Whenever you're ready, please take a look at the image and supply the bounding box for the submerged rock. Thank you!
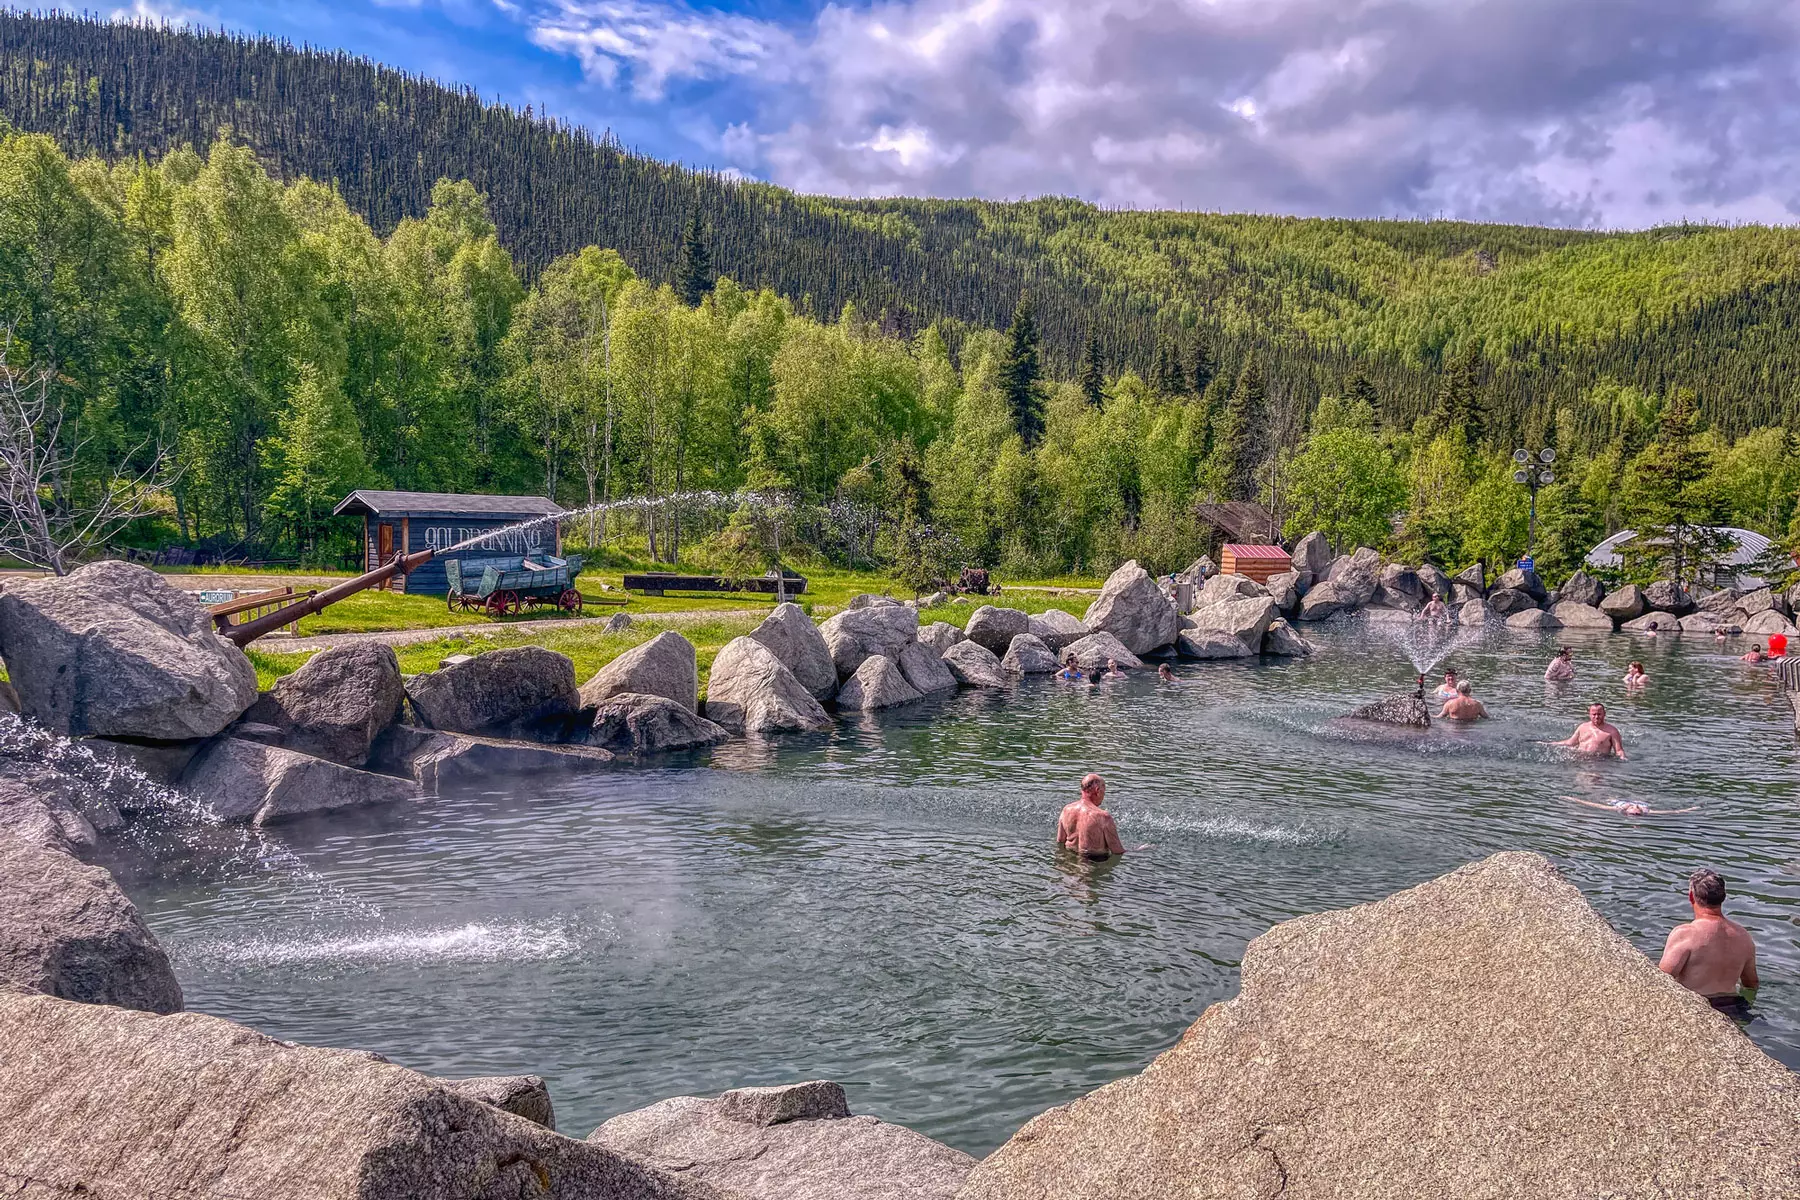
[377,726,615,790]
[1082,561,1179,655]
[405,646,583,740]
[958,852,1800,1200]
[0,829,183,1014]
[749,603,838,700]
[580,631,700,713]
[180,738,421,825]
[0,560,257,740]
[965,606,1029,655]
[1000,633,1060,675]
[1349,694,1431,727]
[592,1080,974,1200]
[836,656,924,711]
[589,694,729,756]
[0,988,717,1200]
[706,638,833,734]
[242,641,404,767]
[940,640,1007,688]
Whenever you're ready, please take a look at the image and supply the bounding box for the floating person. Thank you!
[1419,594,1449,623]
[1659,868,1759,1017]
[1544,646,1575,683]
[1623,661,1648,688]
[1055,773,1127,863]
[1743,644,1767,665]
[1546,703,1626,759]
[1157,663,1178,685]
[1434,679,1488,722]
[1564,795,1695,817]
[1432,669,1461,701]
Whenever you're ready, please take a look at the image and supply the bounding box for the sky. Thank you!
[93,0,1800,228]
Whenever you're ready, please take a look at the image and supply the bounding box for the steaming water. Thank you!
[107,624,1800,1155]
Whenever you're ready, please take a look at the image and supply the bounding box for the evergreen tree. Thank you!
[1346,373,1380,417]
[1186,335,1216,396]
[1212,360,1267,502]
[676,211,711,308]
[1077,333,1105,409]
[1622,391,1731,586]
[999,293,1044,445]
[1153,339,1186,397]
[1428,348,1486,443]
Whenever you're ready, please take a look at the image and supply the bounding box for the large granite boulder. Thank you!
[1026,609,1086,652]
[1742,610,1799,637]
[1261,619,1314,656]
[836,656,923,712]
[958,853,1800,1200]
[1643,580,1696,616]
[965,606,1029,655]
[1294,564,1378,619]
[592,1080,974,1200]
[439,1074,557,1130]
[0,988,719,1200]
[1736,587,1790,619]
[1349,694,1431,727]
[1183,595,1278,656]
[1290,532,1331,581]
[1062,632,1146,672]
[1557,569,1605,608]
[580,631,699,713]
[1263,570,1301,615]
[917,621,967,657]
[1599,583,1647,621]
[0,560,257,740]
[1622,613,1677,634]
[1679,611,1738,635]
[1698,586,1744,616]
[1001,633,1060,675]
[819,606,920,680]
[180,738,421,825]
[589,694,729,755]
[1374,564,1429,612]
[1417,563,1453,602]
[940,640,1007,688]
[1505,608,1561,630]
[1494,566,1548,603]
[1,830,182,1014]
[375,727,614,791]
[1458,598,1491,626]
[748,603,838,700]
[1450,563,1486,604]
[1196,573,1269,607]
[1177,629,1256,659]
[1082,561,1179,654]
[897,641,958,694]
[1550,601,1616,629]
[705,638,833,734]
[405,647,582,740]
[242,641,403,767]
[1326,546,1383,582]
[1485,587,1538,616]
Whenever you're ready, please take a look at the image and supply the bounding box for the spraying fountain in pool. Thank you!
[1347,613,1493,727]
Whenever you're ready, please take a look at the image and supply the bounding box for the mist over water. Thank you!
[109,623,1800,1155]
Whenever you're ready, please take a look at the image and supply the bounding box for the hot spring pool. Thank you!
[107,622,1800,1155]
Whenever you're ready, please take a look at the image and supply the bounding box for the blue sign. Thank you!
[1517,555,1535,572]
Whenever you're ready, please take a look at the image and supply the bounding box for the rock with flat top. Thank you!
[1599,584,1647,621]
[1622,613,1677,634]
[1551,601,1615,629]
[1485,587,1537,616]
[1183,595,1278,655]
[819,606,920,680]
[1178,628,1255,659]
[940,640,1007,688]
[1026,609,1086,651]
[706,638,833,734]
[405,647,582,741]
[1000,633,1060,674]
[1505,608,1561,630]
[0,560,257,740]
[1196,573,1269,607]
[580,631,699,713]
[1679,611,1733,634]
[897,641,958,694]
[1082,561,1179,654]
[958,852,1800,1200]
[375,726,614,790]
[1061,631,1145,672]
[836,656,923,711]
[0,988,718,1200]
[179,738,421,824]
[965,606,1029,655]
[917,622,966,656]
[592,1080,973,1200]
[749,603,838,700]
[242,641,403,767]
[589,694,729,755]
[438,1074,557,1130]
[0,829,182,1014]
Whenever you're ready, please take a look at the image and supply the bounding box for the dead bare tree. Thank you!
[0,329,175,575]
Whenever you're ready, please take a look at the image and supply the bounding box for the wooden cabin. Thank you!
[332,490,566,595]
[1220,543,1293,584]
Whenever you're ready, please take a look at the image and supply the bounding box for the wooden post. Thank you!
[400,518,410,595]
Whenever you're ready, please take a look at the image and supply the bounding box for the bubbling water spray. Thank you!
[1377,615,1490,676]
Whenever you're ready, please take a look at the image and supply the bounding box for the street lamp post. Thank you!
[1512,446,1556,569]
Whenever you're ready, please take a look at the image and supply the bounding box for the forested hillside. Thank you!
[0,11,1793,586]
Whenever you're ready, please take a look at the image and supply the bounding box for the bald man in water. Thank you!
[1056,773,1126,863]
[1660,868,1758,1015]
[1550,703,1626,759]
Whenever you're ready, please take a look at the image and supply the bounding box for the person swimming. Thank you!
[1623,661,1648,687]
[1432,669,1460,701]
[1434,679,1488,722]
[1055,772,1127,862]
[1544,646,1575,682]
[1564,795,1695,817]
[1660,868,1759,1017]
[1102,657,1127,680]
[1547,703,1626,759]
[1157,663,1178,685]
[1743,644,1767,664]
[1057,653,1084,681]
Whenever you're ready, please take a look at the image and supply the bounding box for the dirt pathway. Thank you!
[253,608,767,654]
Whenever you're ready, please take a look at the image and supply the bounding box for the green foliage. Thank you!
[1212,361,1268,502]
[1620,391,1733,584]
[1000,294,1044,445]
[1282,396,1405,553]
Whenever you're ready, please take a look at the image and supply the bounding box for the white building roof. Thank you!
[1585,526,1781,588]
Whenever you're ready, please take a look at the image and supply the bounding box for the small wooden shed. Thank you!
[1220,543,1293,584]
[332,490,565,595]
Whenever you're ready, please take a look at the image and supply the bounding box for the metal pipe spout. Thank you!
[222,547,436,646]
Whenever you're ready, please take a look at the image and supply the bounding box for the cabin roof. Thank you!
[333,490,566,519]
[1222,543,1292,561]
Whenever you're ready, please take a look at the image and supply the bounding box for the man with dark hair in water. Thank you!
[1660,868,1758,1016]
[1544,646,1575,682]
[1056,773,1126,863]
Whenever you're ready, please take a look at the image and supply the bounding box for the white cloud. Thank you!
[108,0,214,25]
[510,0,1800,226]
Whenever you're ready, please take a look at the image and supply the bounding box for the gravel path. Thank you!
[253,608,768,654]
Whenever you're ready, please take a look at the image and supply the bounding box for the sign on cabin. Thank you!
[331,490,566,596]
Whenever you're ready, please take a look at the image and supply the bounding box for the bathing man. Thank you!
[1056,773,1126,863]
[1659,868,1758,1015]
[1549,702,1626,759]
[1420,594,1448,623]
[1435,680,1487,722]
[1544,646,1575,682]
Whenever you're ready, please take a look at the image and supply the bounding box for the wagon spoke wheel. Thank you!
[505,591,524,615]
[560,589,582,614]
[485,593,507,616]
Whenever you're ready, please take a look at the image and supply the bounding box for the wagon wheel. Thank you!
[485,592,508,616]
[559,588,583,614]
[504,591,524,616]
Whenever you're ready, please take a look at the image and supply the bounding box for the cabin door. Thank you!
[377,523,395,587]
